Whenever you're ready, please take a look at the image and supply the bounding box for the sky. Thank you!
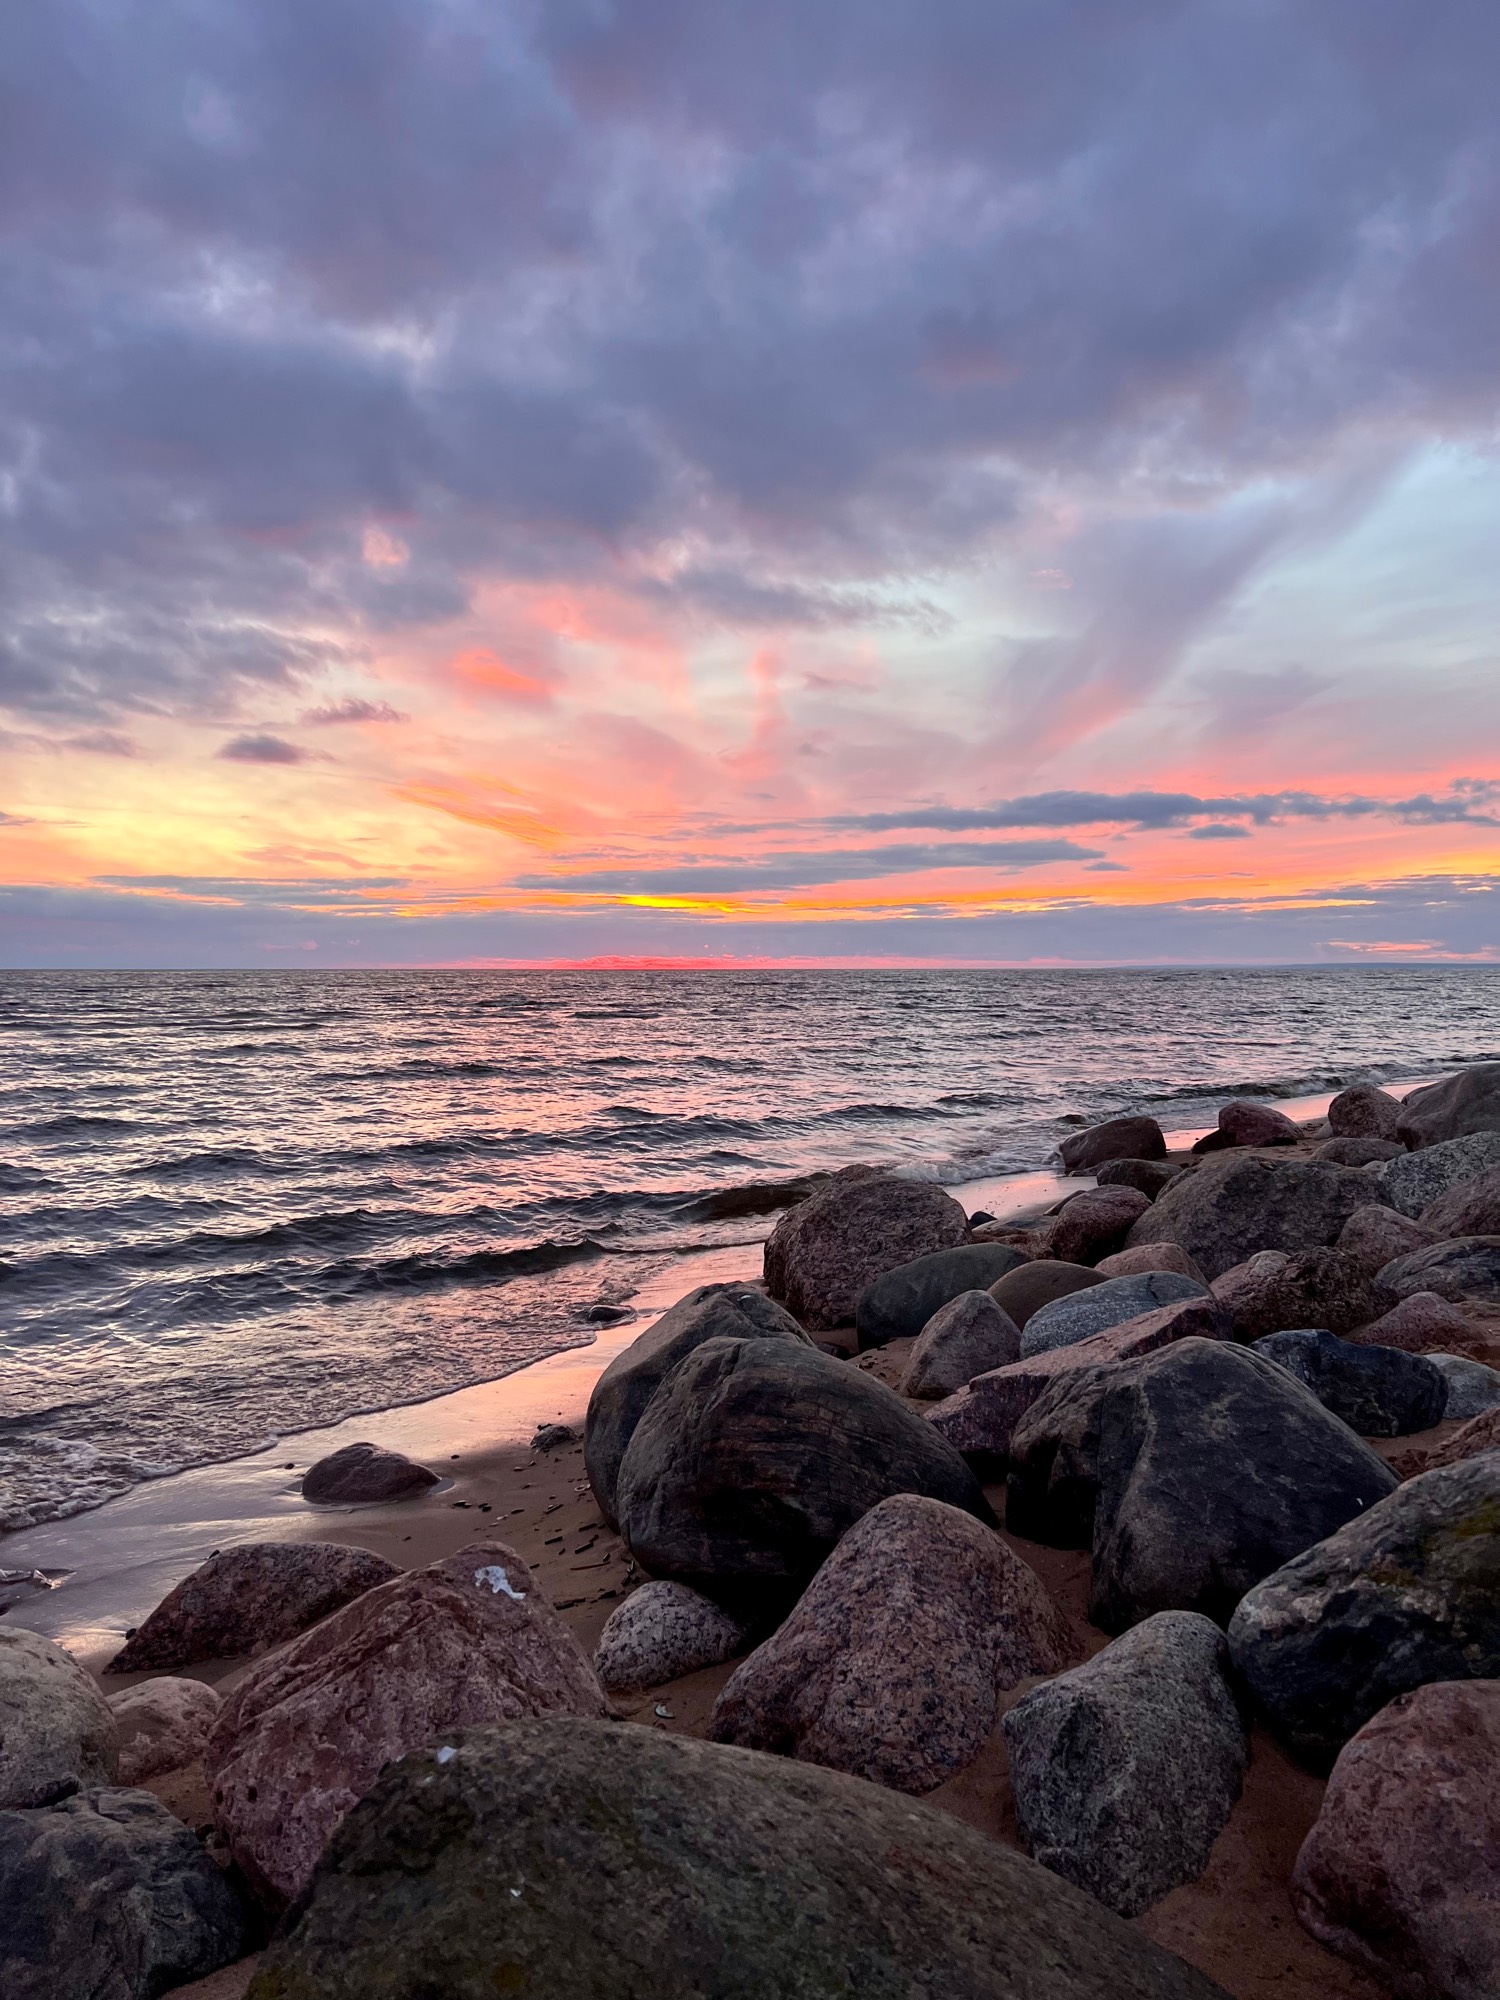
[2,0,1498,968]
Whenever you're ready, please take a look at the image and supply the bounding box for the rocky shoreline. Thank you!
[4,1065,1500,1998]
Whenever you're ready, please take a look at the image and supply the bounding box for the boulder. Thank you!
[0,1629,116,1809]
[929,1296,1231,1465]
[1006,1362,1133,1549]
[1003,1612,1248,1918]
[1022,1271,1212,1359]
[1377,1129,1500,1217]
[247,1717,1233,2000]
[989,1259,1107,1327]
[106,1541,400,1673]
[1401,1404,1500,1473]
[1327,1083,1402,1141]
[1250,1330,1448,1436]
[1089,1339,1398,1633]
[1335,1203,1436,1277]
[1394,1061,1500,1148]
[593,1583,750,1694]
[900,1290,1021,1400]
[107,1678,222,1785]
[1058,1115,1167,1172]
[1125,1154,1380,1281]
[1346,1289,1481,1355]
[0,1786,248,2000]
[615,1336,994,1603]
[708,1495,1072,1795]
[855,1242,1028,1350]
[1315,1136,1403,1166]
[1095,1241,1206,1284]
[1192,1100,1303,1150]
[1378,1235,1500,1305]
[1227,1452,1500,1763]
[301,1441,439,1504]
[763,1173,969,1331]
[1095,1158,1181,1198]
[1291,1680,1500,2000]
[1419,1164,1500,1239]
[1049,1187,1151,1266]
[1427,1351,1500,1420]
[1210,1247,1384,1341]
[584,1283,810,1527]
[205,1541,607,1903]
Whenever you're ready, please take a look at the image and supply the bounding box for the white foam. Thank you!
[474,1565,525,1600]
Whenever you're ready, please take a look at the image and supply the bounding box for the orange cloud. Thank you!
[449,648,555,705]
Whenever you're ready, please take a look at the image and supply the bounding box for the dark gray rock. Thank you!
[708,1494,1073,1794]
[1427,1352,1500,1420]
[1022,1271,1211,1359]
[1418,1165,1500,1238]
[1228,1451,1500,1765]
[1125,1154,1386,1281]
[900,1291,1021,1400]
[531,1422,576,1451]
[989,1260,1107,1328]
[106,1541,400,1673]
[1048,1187,1151,1266]
[1378,1235,1500,1305]
[0,1630,117,1810]
[1003,1611,1248,1918]
[1059,1115,1167,1172]
[301,1441,438,1504]
[1315,1137,1404,1166]
[1191,1100,1302,1150]
[1007,1362,1140,1549]
[593,1583,750,1694]
[615,1335,995,1605]
[584,1283,810,1527]
[248,1718,1231,2000]
[1095,1158,1181,1198]
[764,1173,970,1331]
[855,1242,1028,1350]
[1089,1339,1398,1632]
[0,1786,247,2000]
[1249,1329,1448,1436]
[1376,1130,1500,1217]
[1209,1247,1385,1341]
[1394,1061,1500,1148]
[1327,1084,1402,1141]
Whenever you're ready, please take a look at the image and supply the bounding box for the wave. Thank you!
[15,1113,139,1138]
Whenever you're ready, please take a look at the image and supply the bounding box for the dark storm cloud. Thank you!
[826,784,1500,833]
[216,733,311,764]
[0,0,1497,719]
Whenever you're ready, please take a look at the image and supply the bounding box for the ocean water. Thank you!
[4,964,1499,1534]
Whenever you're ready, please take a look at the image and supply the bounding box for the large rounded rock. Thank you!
[1250,1329,1447,1436]
[1419,1164,1500,1239]
[1022,1271,1212,1359]
[1193,1099,1302,1150]
[1089,1339,1398,1632]
[0,1629,117,1809]
[1227,1452,1500,1764]
[1406,1405,1500,1473]
[1125,1154,1380,1281]
[1316,1136,1404,1166]
[1335,1203,1436,1277]
[708,1494,1072,1794]
[107,1677,222,1785]
[1058,1115,1167,1172]
[1006,1361,1136,1549]
[1377,1130,1500,1217]
[1346,1289,1481,1355]
[106,1541,400,1672]
[1428,1351,1500,1420]
[989,1259,1106,1327]
[0,1786,248,2000]
[1394,1061,1500,1148]
[1327,1083,1402,1140]
[584,1283,810,1526]
[205,1541,607,1903]
[1003,1612,1248,1918]
[1095,1241,1206,1284]
[1210,1247,1384,1341]
[764,1174,969,1331]
[615,1336,994,1603]
[1049,1187,1151,1266]
[1292,1680,1500,1998]
[900,1290,1021,1399]
[593,1582,750,1694]
[301,1441,439,1504]
[247,1717,1232,2000]
[855,1242,1028,1350]
[1377,1235,1500,1304]
[1095,1158,1181,1198]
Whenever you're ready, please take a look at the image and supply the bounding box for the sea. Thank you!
[4,964,1500,1536]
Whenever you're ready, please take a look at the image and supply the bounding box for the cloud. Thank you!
[216,733,312,764]
[515,839,1104,894]
[1188,823,1253,840]
[1,810,34,827]
[299,698,407,725]
[827,783,1500,834]
[64,729,139,756]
